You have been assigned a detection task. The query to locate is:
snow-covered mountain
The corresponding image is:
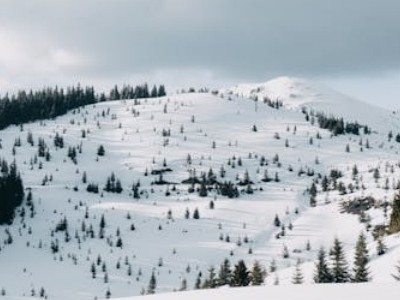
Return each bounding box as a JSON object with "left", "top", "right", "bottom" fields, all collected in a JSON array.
[
  {"left": 224, "top": 77, "right": 399, "bottom": 132},
  {"left": 0, "top": 77, "right": 400, "bottom": 299}
]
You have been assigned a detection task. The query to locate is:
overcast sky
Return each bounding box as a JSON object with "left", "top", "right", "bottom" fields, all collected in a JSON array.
[{"left": 1, "top": 0, "right": 400, "bottom": 108}]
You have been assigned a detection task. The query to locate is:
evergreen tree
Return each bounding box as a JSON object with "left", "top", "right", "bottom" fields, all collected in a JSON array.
[
  {"left": 97, "top": 145, "right": 105, "bottom": 156},
  {"left": 389, "top": 192, "right": 400, "bottom": 233},
  {"left": 314, "top": 247, "right": 332, "bottom": 283},
  {"left": 274, "top": 214, "right": 281, "bottom": 227},
  {"left": 203, "top": 267, "right": 217, "bottom": 289},
  {"left": 250, "top": 261, "right": 266, "bottom": 285},
  {"left": 217, "top": 258, "right": 232, "bottom": 286},
  {"left": 330, "top": 238, "right": 350, "bottom": 283},
  {"left": 292, "top": 259, "right": 304, "bottom": 284},
  {"left": 376, "top": 236, "right": 387, "bottom": 256},
  {"left": 91, "top": 262, "right": 96, "bottom": 278},
  {"left": 231, "top": 260, "right": 250, "bottom": 287},
  {"left": 194, "top": 272, "right": 202, "bottom": 289},
  {"left": 353, "top": 233, "right": 370, "bottom": 282},
  {"left": 393, "top": 261, "right": 400, "bottom": 281},
  {"left": 150, "top": 85, "right": 158, "bottom": 98},
  {"left": 193, "top": 208, "right": 200, "bottom": 219},
  {"left": 158, "top": 85, "right": 166, "bottom": 97},
  {"left": 147, "top": 271, "right": 157, "bottom": 294},
  {"left": 199, "top": 176, "right": 208, "bottom": 197}
]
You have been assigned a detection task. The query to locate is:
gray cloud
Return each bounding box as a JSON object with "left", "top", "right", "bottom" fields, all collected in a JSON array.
[{"left": 0, "top": 0, "right": 400, "bottom": 88}]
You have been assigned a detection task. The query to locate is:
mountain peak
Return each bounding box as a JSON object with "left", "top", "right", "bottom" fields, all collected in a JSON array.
[{"left": 223, "top": 76, "right": 394, "bottom": 132}]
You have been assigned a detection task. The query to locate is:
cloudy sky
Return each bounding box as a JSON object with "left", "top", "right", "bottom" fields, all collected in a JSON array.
[{"left": 1, "top": 0, "right": 400, "bottom": 108}]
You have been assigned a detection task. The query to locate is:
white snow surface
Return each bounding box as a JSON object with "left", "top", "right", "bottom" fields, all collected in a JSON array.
[
  {"left": 0, "top": 77, "right": 400, "bottom": 299},
  {"left": 224, "top": 76, "right": 400, "bottom": 132},
  {"left": 118, "top": 283, "right": 396, "bottom": 300}
]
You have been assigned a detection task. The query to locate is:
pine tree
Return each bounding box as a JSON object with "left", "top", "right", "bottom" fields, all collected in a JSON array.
[
  {"left": 158, "top": 85, "right": 166, "bottom": 97},
  {"left": 330, "top": 238, "right": 350, "bottom": 283},
  {"left": 231, "top": 260, "right": 250, "bottom": 287},
  {"left": 150, "top": 85, "right": 158, "bottom": 98},
  {"left": 274, "top": 214, "right": 281, "bottom": 227},
  {"left": 179, "top": 278, "right": 187, "bottom": 291},
  {"left": 217, "top": 258, "right": 232, "bottom": 286},
  {"left": 389, "top": 192, "right": 400, "bottom": 233},
  {"left": 184, "top": 208, "right": 190, "bottom": 219},
  {"left": 199, "top": 176, "right": 208, "bottom": 197},
  {"left": 147, "top": 271, "right": 157, "bottom": 294},
  {"left": 376, "top": 236, "right": 387, "bottom": 256},
  {"left": 250, "top": 261, "right": 266, "bottom": 285},
  {"left": 393, "top": 261, "right": 400, "bottom": 281},
  {"left": 292, "top": 259, "right": 304, "bottom": 284},
  {"left": 203, "top": 266, "right": 217, "bottom": 289},
  {"left": 314, "top": 247, "right": 332, "bottom": 283},
  {"left": 97, "top": 145, "right": 105, "bottom": 156},
  {"left": 193, "top": 208, "right": 200, "bottom": 219},
  {"left": 91, "top": 262, "right": 96, "bottom": 278},
  {"left": 353, "top": 233, "right": 370, "bottom": 282}
]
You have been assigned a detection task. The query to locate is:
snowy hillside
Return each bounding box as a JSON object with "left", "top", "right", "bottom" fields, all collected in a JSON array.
[
  {"left": 224, "top": 77, "right": 400, "bottom": 132},
  {"left": 1, "top": 78, "right": 400, "bottom": 299}
]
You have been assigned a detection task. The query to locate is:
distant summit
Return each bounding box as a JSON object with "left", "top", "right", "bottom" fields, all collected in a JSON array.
[{"left": 223, "top": 77, "right": 396, "bottom": 132}]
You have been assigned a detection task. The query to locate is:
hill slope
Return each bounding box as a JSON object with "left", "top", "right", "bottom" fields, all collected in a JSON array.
[
  {"left": 224, "top": 77, "right": 399, "bottom": 132},
  {"left": 0, "top": 78, "right": 400, "bottom": 299}
]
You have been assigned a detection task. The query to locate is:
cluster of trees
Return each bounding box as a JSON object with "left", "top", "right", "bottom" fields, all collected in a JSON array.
[
  {"left": 197, "top": 259, "right": 266, "bottom": 290},
  {"left": 263, "top": 96, "right": 283, "bottom": 109},
  {"left": 108, "top": 84, "right": 166, "bottom": 101},
  {"left": 315, "top": 113, "right": 370, "bottom": 136},
  {"left": 104, "top": 173, "right": 123, "bottom": 193},
  {"left": 0, "top": 85, "right": 96, "bottom": 130},
  {"left": 314, "top": 234, "right": 370, "bottom": 283},
  {"left": 0, "top": 159, "right": 24, "bottom": 225},
  {"left": 302, "top": 109, "right": 370, "bottom": 136},
  {"left": 0, "top": 83, "right": 167, "bottom": 130}
]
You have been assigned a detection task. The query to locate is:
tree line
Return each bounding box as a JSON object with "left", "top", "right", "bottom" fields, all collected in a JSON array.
[{"left": 0, "top": 83, "right": 166, "bottom": 130}]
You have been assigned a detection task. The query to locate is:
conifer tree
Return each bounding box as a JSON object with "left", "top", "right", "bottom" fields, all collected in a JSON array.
[
  {"left": 329, "top": 238, "right": 350, "bottom": 283},
  {"left": 199, "top": 176, "right": 208, "bottom": 197},
  {"left": 203, "top": 267, "right": 217, "bottom": 289},
  {"left": 292, "top": 259, "right": 304, "bottom": 284},
  {"left": 274, "top": 214, "right": 281, "bottom": 227},
  {"left": 314, "top": 247, "right": 332, "bottom": 283},
  {"left": 389, "top": 192, "right": 400, "bottom": 233},
  {"left": 147, "top": 272, "right": 157, "bottom": 294},
  {"left": 217, "top": 258, "right": 232, "bottom": 286},
  {"left": 231, "top": 260, "right": 250, "bottom": 287},
  {"left": 194, "top": 272, "right": 202, "bottom": 289},
  {"left": 392, "top": 261, "right": 400, "bottom": 281},
  {"left": 353, "top": 232, "right": 370, "bottom": 282},
  {"left": 376, "top": 236, "right": 387, "bottom": 256},
  {"left": 250, "top": 261, "right": 266, "bottom": 285},
  {"left": 193, "top": 208, "right": 200, "bottom": 219}
]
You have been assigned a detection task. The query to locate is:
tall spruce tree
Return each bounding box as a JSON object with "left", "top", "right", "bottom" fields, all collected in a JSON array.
[
  {"left": 292, "top": 259, "right": 304, "bottom": 284},
  {"left": 231, "top": 260, "right": 250, "bottom": 287},
  {"left": 330, "top": 238, "right": 350, "bottom": 283},
  {"left": 250, "top": 261, "right": 266, "bottom": 285},
  {"left": 147, "top": 271, "right": 157, "bottom": 294},
  {"left": 205, "top": 267, "right": 217, "bottom": 289},
  {"left": 314, "top": 247, "right": 332, "bottom": 283},
  {"left": 353, "top": 233, "right": 370, "bottom": 282},
  {"left": 217, "top": 258, "right": 232, "bottom": 286},
  {"left": 389, "top": 192, "right": 400, "bottom": 233}
]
